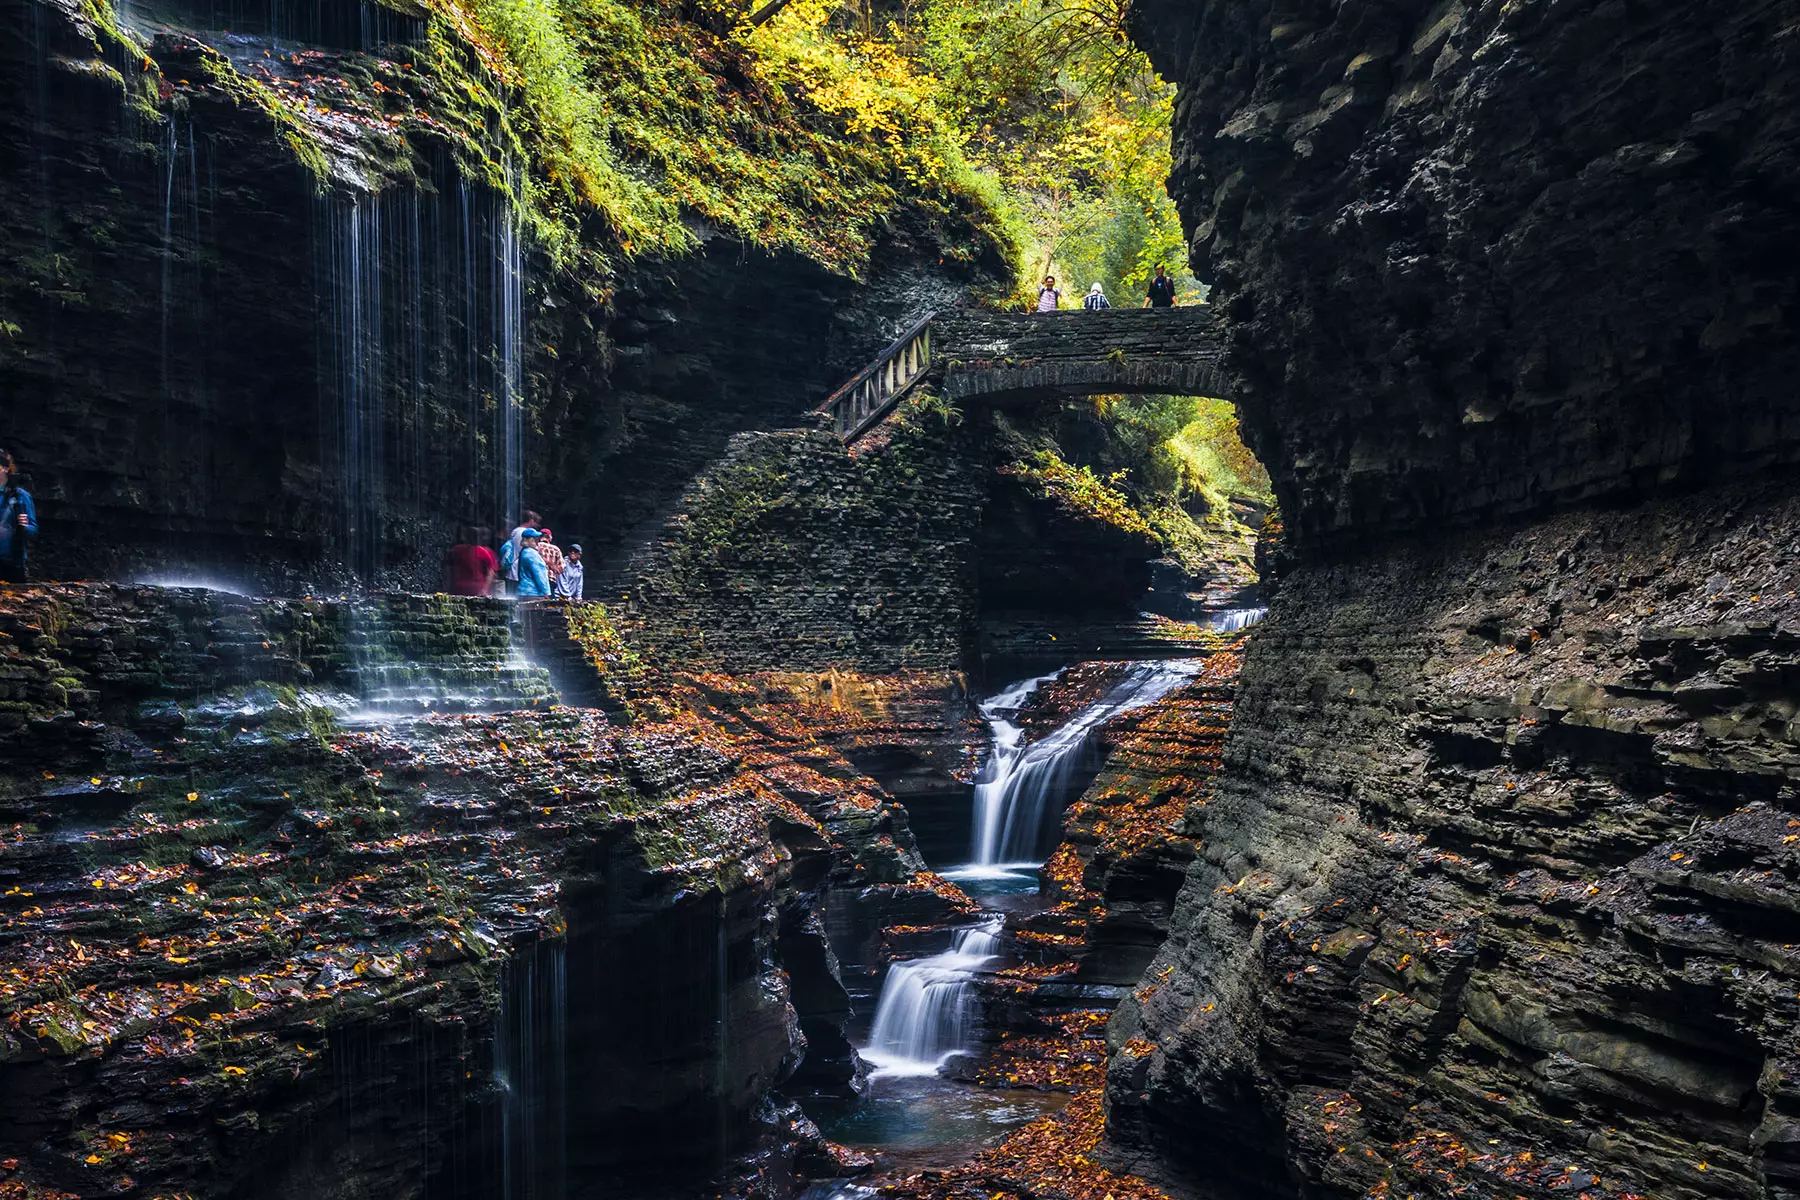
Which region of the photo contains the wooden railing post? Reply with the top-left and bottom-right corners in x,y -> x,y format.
815,310 -> 940,442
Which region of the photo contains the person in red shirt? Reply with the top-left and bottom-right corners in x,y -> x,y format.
446,525 -> 498,596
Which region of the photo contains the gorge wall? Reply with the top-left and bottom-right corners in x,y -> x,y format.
0,0 -> 1007,590
1108,0 -> 1800,1197
0,584 -> 946,1199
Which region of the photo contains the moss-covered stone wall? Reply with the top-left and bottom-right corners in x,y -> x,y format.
618,404 -> 988,673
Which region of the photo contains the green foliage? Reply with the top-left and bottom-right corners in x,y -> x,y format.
1003,448 -> 1155,539
1096,395 -> 1272,516
563,603 -> 659,720
441,0 -> 1019,274
888,0 -> 1197,305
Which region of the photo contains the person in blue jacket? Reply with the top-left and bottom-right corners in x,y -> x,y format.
0,449 -> 37,585
514,528 -> 552,598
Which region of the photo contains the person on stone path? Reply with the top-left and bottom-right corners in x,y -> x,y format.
1083,282 -> 1111,310
554,544 -> 584,601
536,528 -> 567,583
514,529 -> 552,598
1035,275 -> 1061,312
0,449 -> 38,586
500,510 -> 541,593
445,524 -> 497,597
1144,263 -> 1177,309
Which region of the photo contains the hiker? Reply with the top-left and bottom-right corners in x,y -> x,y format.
536,527 -> 567,584
445,524 -> 497,597
1082,283 -> 1111,310
500,510 -> 542,593
0,449 -> 38,585
553,544 -> 584,600
514,529 -> 552,598
1035,275 -> 1061,312
1144,264 -> 1177,309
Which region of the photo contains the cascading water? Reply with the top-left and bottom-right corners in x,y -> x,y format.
861,920 -> 1003,1076
497,939 -> 568,1200
966,660 -> 1206,870
1209,606 -> 1267,633
311,179 -> 528,583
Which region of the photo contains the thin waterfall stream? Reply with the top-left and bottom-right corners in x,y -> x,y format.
820,658 -> 1208,1173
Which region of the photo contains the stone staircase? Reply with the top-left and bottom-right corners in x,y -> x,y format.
323,594 -> 557,715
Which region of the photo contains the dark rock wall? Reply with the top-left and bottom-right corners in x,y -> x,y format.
1108,484 -> 1800,1199
0,584 -> 909,1199
0,0 -> 993,590
1132,0 -> 1800,553
1107,0 -> 1800,1197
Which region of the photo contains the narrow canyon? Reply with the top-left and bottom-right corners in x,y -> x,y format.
1,0 -> 1797,1199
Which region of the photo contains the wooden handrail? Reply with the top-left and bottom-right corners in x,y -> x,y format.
816,310 -> 939,441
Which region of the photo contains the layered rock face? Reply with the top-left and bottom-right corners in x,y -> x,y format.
1132,0 -> 1800,553
0,584 -> 926,1198
1108,1 -> 1800,1197
0,0 -> 998,588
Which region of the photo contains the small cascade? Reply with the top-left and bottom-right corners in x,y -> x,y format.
862,920 -> 1003,1076
334,596 -> 556,718
497,939 -> 568,1200
968,660 -> 1204,868
1209,606 -> 1268,633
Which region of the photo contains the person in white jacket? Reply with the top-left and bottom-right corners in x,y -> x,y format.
553,544 -> 584,600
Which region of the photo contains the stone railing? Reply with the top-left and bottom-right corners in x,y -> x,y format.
816,311 -> 936,439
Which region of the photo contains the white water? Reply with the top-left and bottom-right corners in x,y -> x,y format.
862,920 -> 1003,1077
859,659 -> 1206,1080
968,659 -> 1205,866
312,180 -> 527,583
1209,606 -> 1267,633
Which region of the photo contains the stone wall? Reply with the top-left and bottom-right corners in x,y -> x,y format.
935,308 -> 1229,404
618,410 -> 988,673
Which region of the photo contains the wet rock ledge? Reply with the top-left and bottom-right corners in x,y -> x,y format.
0,584 -> 930,1199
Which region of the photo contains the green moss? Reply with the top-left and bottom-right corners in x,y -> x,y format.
561,603 -> 660,719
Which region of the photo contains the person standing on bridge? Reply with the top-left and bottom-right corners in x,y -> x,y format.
1144,264 -> 1177,309
1035,275 -> 1061,312
1083,283 -> 1111,310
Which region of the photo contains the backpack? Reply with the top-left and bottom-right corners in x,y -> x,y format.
499,536 -> 518,573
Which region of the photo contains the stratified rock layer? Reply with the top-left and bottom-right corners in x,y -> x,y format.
1132,0 -> 1800,552
1104,1 -> 1800,1196
0,584 -> 919,1199
1107,484 -> 1800,1199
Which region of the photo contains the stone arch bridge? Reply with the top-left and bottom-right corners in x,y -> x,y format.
818,307 -> 1229,440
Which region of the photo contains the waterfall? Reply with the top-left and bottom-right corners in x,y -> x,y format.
862,920 -> 1003,1077
316,194 -> 386,579
311,181 -> 529,582
1209,606 -> 1267,633
493,162 -> 525,538
497,939 -> 567,1200
967,660 -> 1205,868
